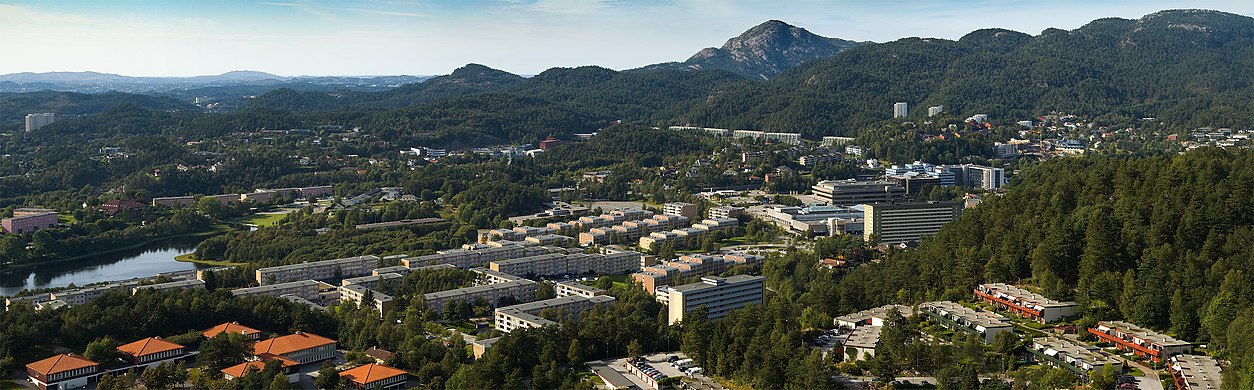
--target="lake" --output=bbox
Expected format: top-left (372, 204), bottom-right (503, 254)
top-left (0, 236), bottom-right (212, 296)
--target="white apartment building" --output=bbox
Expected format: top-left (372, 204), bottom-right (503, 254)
top-left (844, 326), bottom-right (883, 361)
top-left (663, 202), bottom-right (699, 219)
top-left (863, 201), bottom-right (962, 245)
top-left (1029, 337), bottom-right (1123, 382)
top-left (667, 275), bottom-right (765, 325)
top-left (255, 255), bottom-right (381, 285)
top-left (834, 304), bottom-right (914, 329)
top-left (554, 281), bottom-right (606, 298)
top-left (232, 280), bottom-right (323, 302)
top-left (893, 102), bottom-right (908, 118)
top-left (131, 279), bottom-right (205, 295)
top-left (494, 295), bottom-right (615, 333)
top-left (918, 301), bottom-right (1012, 343)
top-left (421, 279), bottom-right (537, 313)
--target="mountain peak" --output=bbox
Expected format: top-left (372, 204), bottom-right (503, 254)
top-left (676, 20), bottom-right (862, 79)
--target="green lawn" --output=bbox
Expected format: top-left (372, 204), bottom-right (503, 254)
top-left (235, 212), bottom-right (288, 227)
top-left (0, 380), bottom-right (21, 390)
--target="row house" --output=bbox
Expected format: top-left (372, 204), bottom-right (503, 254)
top-left (1087, 321), bottom-right (1192, 362)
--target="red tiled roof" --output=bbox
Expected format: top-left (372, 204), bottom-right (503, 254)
top-left (203, 322), bottom-right (262, 338)
top-left (339, 363), bottom-right (406, 385)
top-left (254, 332), bottom-right (335, 356)
top-left (220, 361), bottom-right (266, 378)
top-left (26, 354), bottom-right (98, 376)
top-left (116, 337), bottom-right (184, 357)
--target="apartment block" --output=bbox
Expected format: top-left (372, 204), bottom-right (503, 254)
top-left (338, 284), bottom-right (394, 318)
top-left (864, 201), bottom-right (962, 245)
top-left (975, 283), bottom-right (1077, 323)
top-left (632, 253), bottom-right (763, 295)
top-left (545, 222), bottom-right (580, 236)
top-left (421, 279), bottom-right (537, 313)
top-left (402, 245), bottom-right (540, 269)
top-left (341, 273), bottom-right (404, 289)
top-left (483, 226), bottom-right (557, 243)
top-left (663, 202), bottom-right (699, 219)
top-left (708, 206), bottom-right (744, 220)
top-left (799, 153), bottom-right (842, 167)
top-left (1171, 354), bottom-right (1224, 390)
top-left (131, 279), bottom-right (205, 295)
top-left (554, 281), bottom-right (605, 298)
top-left (1028, 337), bottom-right (1123, 382)
top-left (494, 295), bottom-right (616, 333)
top-left (1088, 321), bottom-right (1192, 362)
top-left (472, 268), bottom-right (527, 285)
top-left (525, 234), bottom-right (575, 247)
top-left (52, 282), bottom-right (138, 306)
top-left (232, 280), bottom-right (322, 302)
top-left (843, 326), bottom-right (883, 361)
top-left (667, 275), bottom-right (765, 325)
top-left (255, 255), bottom-right (380, 285)
top-left (811, 180), bottom-right (907, 206)
top-left (917, 301), bottom-right (1012, 343)
top-left (834, 304), bottom-right (914, 329)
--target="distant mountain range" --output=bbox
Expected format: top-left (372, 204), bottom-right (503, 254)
top-left (0, 70), bottom-right (429, 94)
top-left (636, 20), bottom-right (864, 79)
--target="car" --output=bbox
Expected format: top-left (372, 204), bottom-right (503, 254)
top-left (1119, 384), bottom-right (1138, 390)
top-left (666, 355), bottom-right (679, 362)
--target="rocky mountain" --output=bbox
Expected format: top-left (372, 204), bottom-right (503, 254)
top-left (637, 20), bottom-right (864, 79)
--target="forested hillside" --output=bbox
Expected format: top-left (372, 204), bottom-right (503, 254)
top-left (828, 148), bottom-right (1254, 388)
top-left (682, 9), bottom-right (1254, 137)
top-left (0, 91), bottom-right (191, 129)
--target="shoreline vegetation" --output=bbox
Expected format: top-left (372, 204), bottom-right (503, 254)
top-left (2, 224), bottom-right (233, 273)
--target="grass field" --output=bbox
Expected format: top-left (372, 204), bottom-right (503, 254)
top-left (235, 212), bottom-right (288, 227)
top-left (174, 253), bottom-right (245, 266)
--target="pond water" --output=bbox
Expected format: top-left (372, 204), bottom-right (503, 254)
top-left (0, 236), bottom-right (211, 296)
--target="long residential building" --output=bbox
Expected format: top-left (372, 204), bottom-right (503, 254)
top-left (341, 273), bottom-right (404, 289)
top-left (633, 252), bottom-right (764, 294)
top-left (975, 283), bottom-right (1077, 323)
top-left (232, 280), bottom-right (323, 302)
top-left (402, 245), bottom-right (544, 269)
top-left (579, 214), bottom-right (689, 246)
top-left (1171, 354), bottom-right (1224, 390)
top-left (2, 209), bottom-right (59, 234)
top-left (1087, 321), bottom-right (1193, 362)
top-left (255, 255), bottom-right (381, 285)
top-left (917, 301), bottom-right (1012, 343)
top-left (863, 201), bottom-right (962, 245)
top-left (666, 275), bottom-right (765, 325)
top-left (421, 279), bottom-right (537, 313)
top-left (554, 281), bottom-right (606, 298)
top-left (132, 279), bottom-right (205, 295)
top-left (1028, 337), bottom-right (1123, 382)
top-left (338, 284), bottom-right (395, 318)
top-left (638, 218), bottom-right (739, 252)
top-left (811, 180), bottom-right (907, 205)
top-left (494, 295), bottom-right (616, 333)
top-left (488, 251), bottom-right (641, 277)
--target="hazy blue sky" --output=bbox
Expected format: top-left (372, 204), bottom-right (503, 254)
top-left (1, 0), bottom-right (1249, 76)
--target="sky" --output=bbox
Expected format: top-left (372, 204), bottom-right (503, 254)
top-left (0, 0), bottom-right (1250, 77)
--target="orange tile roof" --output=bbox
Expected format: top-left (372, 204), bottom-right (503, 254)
top-left (220, 361), bottom-right (267, 378)
top-left (254, 332), bottom-right (335, 356)
top-left (26, 353), bottom-right (98, 376)
top-left (339, 363), bottom-right (406, 385)
top-left (116, 337), bottom-right (184, 357)
top-left (203, 322), bottom-right (262, 338)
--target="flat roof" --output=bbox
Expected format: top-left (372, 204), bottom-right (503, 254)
top-left (845, 326), bottom-right (883, 348)
top-left (669, 274), bottom-right (764, 293)
top-left (835, 304), bottom-right (914, 325)
top-left (497, 295), bottom-right (614, 315)
top-left (232, 280), bottom-right (320, 295)
top-left (422, 280), bottom-right (535, 300)
top-left (919, 301), bottom-right (1011, 329)
top-left (1172, 355), bottom-right (1224, 390)
top-left (1098, 321), bottom-right (1192, 347)
top-left (979, 283), bottom-right (1077, 308)
top-left (1032, 337), bottom-right (1121, 366)
top-left (257, 255), bottom-right (379, 273)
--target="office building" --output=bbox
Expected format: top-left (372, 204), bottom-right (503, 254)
top-left (26, 354), bottom-right (100, 390)
top-left (1028, 337), bottom-right (1123, 382)
top-left (918, 301), bottom-right (1012, 343)
top-left (928, 106), bottom-right (944, 117)
top-left (25, 113), bottom-right (57, 132)
top-left (863, 201), bottom-right (962, 245)
top-left (340, 363), bottom-right (408, 390)
top-left (834, 304), bottom-right (913, 329)
top-left (494, 295), bottom-right (616, 333)
top-left (1171, 354), bottom-right (1224, 390)
top-left (663, 203), bottom-right (699, 219)
top-left (893, 102), bottom-right (908, 118)
top-left (116, 337), bottom-right (187, 369)
top-left (2, 209), bottom-right (59, 234)
top-left (1088, 321), bottom-right (1193, 362)
top-left (947, 164), bottom-right (1006, 190)
top-left (254, 332), bottom-right (337, 365)
top-left (843, 326), bottom-right (883, 361)
top-left (975, 283), bottom-right (1077, 323)
top-left (231, 280), bottom-right (323, 302)
top-left (666, 275), bottom-right (765, 325)
top-left (255, 255), bottom-right (380, 285)
top-left (811, 180), bottom-right (907, 205)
